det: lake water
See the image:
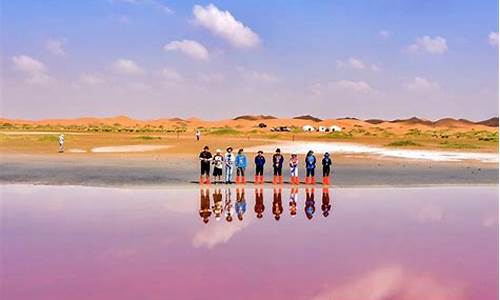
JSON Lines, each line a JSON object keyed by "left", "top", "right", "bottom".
{"left": 1, "top": 184, "right": 498, "bottom": 300}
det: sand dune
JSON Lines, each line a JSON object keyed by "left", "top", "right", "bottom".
{"left": 91, "top": 145, "right": 172, "bottom": 153}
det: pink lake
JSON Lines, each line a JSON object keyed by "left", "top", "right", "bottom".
{"left": 1, "top": 184, "right": 498, "bottom": 300}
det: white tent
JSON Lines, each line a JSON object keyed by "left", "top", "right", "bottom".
{"left": 329, "top": 125, "right": 342, "bottom": 132}
{"left": 302, "top": 125, "right": 316, "bottom": 132}
{"left": 318, "top": 126, "right": 328, "bottom": 132}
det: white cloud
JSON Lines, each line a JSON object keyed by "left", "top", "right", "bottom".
{"left": 336, "top": 57, "right": 381, "bottom": 72}
{"left": 406, "top": 76, "right": 440, "bottom": 92}
{"left": 159, "top": 68, "right": 183, "bottom": 82}
{"left": 12, "top": 55, "right": 54, "bottom": 85}
{"left": 311, "top": 80, "right": 374, "bottom": 97}
{"left": 164, "top": 40, "right": 209, "bottom": 61}
{"left": 111, "top": 59, "right": 145, "bottom": 75}
{"left": 379, "top": 30, "right": 391, "bottom": 39}
{"left": 488, "top": 32, "right": 498, "bottom": 46}
{"left": 193, "top": 3, "right": 260, "bottom": 48}
{"left": 408, "top": 36, "right": 448, "bottom": 54}
{"left": 45, "top": 39, "right": 66, "bottom": 56}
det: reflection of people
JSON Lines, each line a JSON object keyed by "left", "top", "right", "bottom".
{"left": 272, "top": 148, "right": 284, "bottom": 184}
{"left": 212, "top": 188, "right": 223, "bottom": 221}
{"left": 212, "top": 149, "right": 224, "bottom": 183}
{"left": 305, "top": 150, "right": 316, "bottom": 184}
{"left": 199, "top": 188, "right": 211, "bottom": 223}
{"left": 272, "top": 187, "right": 283, "bottom": 221}
{"left": 305, "top": 187, "right": 315, "bottom": 220}
{"left": 199, "top": 146, "right": 212, "bottom": 184}
{"left": 321, "top": 188, "right": 331, "bottom": 217}
{"left": 58, "top": 133, "right": 64, "bottom": 153}
{"left": 235, "top": 188, "right": 247, "bottom": 221}
{"left": 224, "top": 147, "right": 235, "bottom": 184}
{"left": 289, "top": 187, "right": 298, "bottom": 217}
{"left": 254, "top": 188, "right": 265, "bottom": 219}
{"left": 224, "top": 189, "right": 233, "bottom": 222}
{"left": 254, "top": 151, "right": 266, "bottom": 184}
{"left": 322, "top": 152, "right": 332, "bottom": 185}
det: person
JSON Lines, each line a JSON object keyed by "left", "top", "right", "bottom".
{"left": 305, "top": 187, "right": 315, "bottom": 220}
{"left": 289, "top": 153, "right": 299, "bottom": 185}
{"left": 321, "top": 187, "right": 332, "bottom": 217}
{"left": 199, "top": 146, "right": 212, "bottom": 184}
{"left": 235, "top": 148, "right": 248, "bottom": 184}
{"left": 322, "top": 152, "right": 332, "bottom": 185}
{"left": 254, "top": 151, "right": 266, "bottom": 184}
{"left": 289, "top": 187, "right": 298, "bottom": 217}
{"left": 272, "top": 148, "right": 284, "bottom": 184}
{"left": 235, "top": 188, "right": 247, "bottom": 221}
{"left": 224, "top": 188, "right": 233, "bottom": 222}
{"left": 212, "top": 188, "right": 223, "bottom": 221}
{"left": 212, "top": 149, "right": 224, "bottom": 183}
{"left": 195, "top": 128, "right": 201, "bottom": 141}
{"left": 199, "top": 188, "right": 211, "bottom": 223}
{"left": 224, "top": 147, "right": 235, "bottom": 184}
{"left": 254, "top": 188, "right": 265, "bottom": 219}
{"left": 272, "top": 187, "right": 283, "bottom": 221}
{"left": 305, "top": 150, "right": 316, "bottom": 184}
{"left": 58, "top": 133, "right": 64, "bottom": 153}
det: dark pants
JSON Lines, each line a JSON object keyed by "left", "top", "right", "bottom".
{"left": 255, "top": 165, "right": 264, "bottom": 176}
{"left": 306, "top": 168, "right": 315, "bottom": 177}
{"left": 237, "top": 167, "right": 245, "bottom": 176}
{"left": 322, "top": 166, "right": 330, "bottom": 177}
{"left": 201, "top": 163, "right": 210, "bottom": 176}
{"left": 273, "top": 166, "right": 282, "bottom": 176}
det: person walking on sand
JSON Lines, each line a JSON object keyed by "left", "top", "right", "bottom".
{"left": 305, "top": 150, "right": 317, "bottom": 184}
{"left": 254, "top": 150, "right": 266, "bottom": 184}
{"left": 272, "top": 148, "right": 284, "bottom": 184}
{"left": 224, "top": 147, "right": 235, "bottom": 184}
{"left": 235, "top": 148, "right": 248, "bottom": 184}
{"left": 58, "top": 133, "right": 65, "bottom": 153}
{"left": 289, "top": 153, "right": 299, "bottom": 185}
{"left": 322, "top": 152, "right": 332, "bottom": 185}
{"left": 195, "top": 128, "right": 201, "bottom": 141}
{"left": 199, "top": 146, "right": 212, "bottom": 184}
{"left": 212, "top": 149, "right": 224, "bottom": 183}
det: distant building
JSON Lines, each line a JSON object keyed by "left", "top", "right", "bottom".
{"left": 302, "top": 125, "right": 315, "bottom": 132}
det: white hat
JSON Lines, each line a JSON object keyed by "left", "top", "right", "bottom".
{"left": 216, "top": 149, "right": 221, "bottom": 153}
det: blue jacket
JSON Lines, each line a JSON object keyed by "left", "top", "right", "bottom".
{"left": 235, "top": 154, "right": 247, "bottom": 168}
{"left": 305, "top": 155, "right": 316, "bottom": 169}
{"left": 255, "top": 155, "right": 266, "bottom": 167}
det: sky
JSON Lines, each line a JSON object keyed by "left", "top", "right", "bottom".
{"left": 1, "top": 0, "right": 499, "bottom": 120}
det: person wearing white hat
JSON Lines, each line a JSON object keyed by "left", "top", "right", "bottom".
{"left": 212, "top": 149, "right": 224, "bottom": 183}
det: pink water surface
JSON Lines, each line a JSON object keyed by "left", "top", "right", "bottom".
{"left": 1, "top": 185, "right": 498, "bottom": 300}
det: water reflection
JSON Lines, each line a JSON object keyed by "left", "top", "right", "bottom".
{"left": 198, "top": 187, "right": 333, "bottom": 223}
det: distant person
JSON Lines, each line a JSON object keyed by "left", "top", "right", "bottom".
{"left": 272, "top": 148, "right": 284, "bottom": 184}
{"left": 58, "top": 133, "right": 64, "bottom": 153}
{"left": 254, "top": 150, "right": 266, "bottom": 184}
{"left": 235, "top": 188, "right": 247, "bottom": 221}
{"left": 212, "top": 149, "right": 224, "bottom": 183}
{"left": 272, "top": 187, "right": 283, "bottom": 221}
{"left": 199, "top": 146, "right": 212, "bottom": 184}
{"left": 195, "top": 129, "right": 201, "bottom": 141}
{"left": 212, "top": 188, "right": 223, "bottom": 221}
{"left": 289, "top": 153, "right": 299, "bottom": 185}
{"left": 289, "top": 187, "right": 298, "bottom": 217}
{"left": 305, "top": 187, "right": 315, "bottom": 220}
{"left": 235, "top": 148, "right": 248, "bottom": 184}
{"left": 305, "top": 150, "right": 316, "bottom": 184}
{"left": 224, "top": 188, "right": 233, "bottom": 222}
{"left": 322, "top": 152, "right": 332, "bottom": 185}
{"left": 321, "top": 187, "right": 332, "bottom": 217}
{"left": 254, "top": 188, "right": 265, "bottom": 219}
{"left": 199, "top": 188, "right": 211, "bottom": 223}
{"left": 224, "top": 147, "right": 235, "bottom": 184}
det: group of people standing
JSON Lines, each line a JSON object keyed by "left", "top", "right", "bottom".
{"left": 199, "top": 146, "right": 333, "bottom": 185}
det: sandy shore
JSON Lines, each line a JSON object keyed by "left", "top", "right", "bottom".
{"left": 1, "top": 153, "right": 497, "bottom": 188}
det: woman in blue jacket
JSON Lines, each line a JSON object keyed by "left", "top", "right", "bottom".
{"left": 305, "top": 150, "right": 316, "bottom": 184}
{"left": 235, "top": 148, "right": 248, "bottom": 184}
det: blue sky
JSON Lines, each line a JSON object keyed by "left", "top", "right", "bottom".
{"left": 1, "top": 0, "right": 498, "bottom": 120}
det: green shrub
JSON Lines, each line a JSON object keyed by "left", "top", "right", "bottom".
{"left": 385, "top": 140, "right": 421, "bottom": 147}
